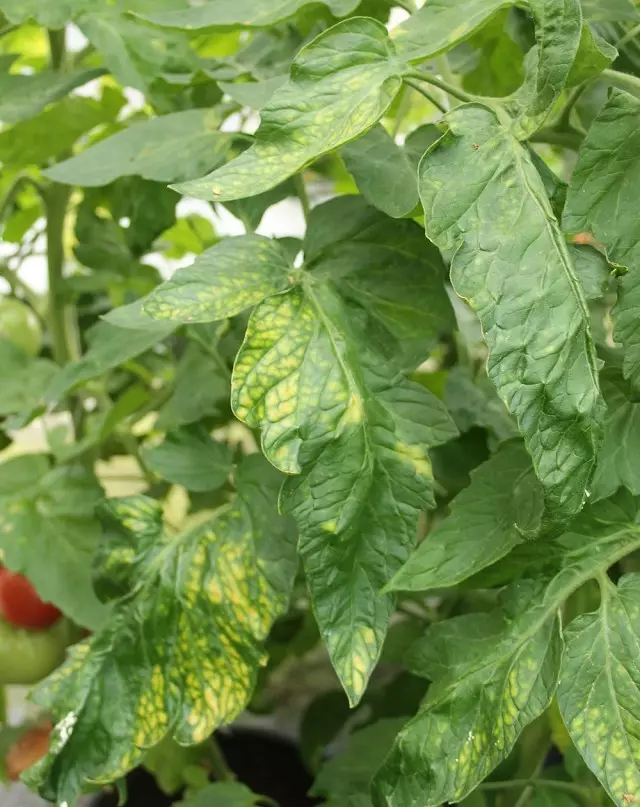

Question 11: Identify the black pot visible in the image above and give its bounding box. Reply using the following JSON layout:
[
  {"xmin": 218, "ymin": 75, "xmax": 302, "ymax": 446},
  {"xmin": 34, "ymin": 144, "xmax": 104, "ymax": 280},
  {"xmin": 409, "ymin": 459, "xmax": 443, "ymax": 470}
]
[{"xmin": 93, "ymin": 726, "xmax": 322, "ymax": 807}]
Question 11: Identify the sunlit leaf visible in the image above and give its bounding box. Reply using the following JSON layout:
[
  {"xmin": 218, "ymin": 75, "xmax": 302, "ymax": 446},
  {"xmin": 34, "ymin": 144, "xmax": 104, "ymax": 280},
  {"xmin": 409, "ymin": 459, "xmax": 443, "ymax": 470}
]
[
  {"xmin": 418, "ymin": 103, "xmax": 604, "ymax": 530},
  {"xmin": 25, "ymin": 456, "xmax": 297, "ymax": 805},
  {"xmin": 175, "ymin": 18, "xmax": 410, "ymax": 202}
]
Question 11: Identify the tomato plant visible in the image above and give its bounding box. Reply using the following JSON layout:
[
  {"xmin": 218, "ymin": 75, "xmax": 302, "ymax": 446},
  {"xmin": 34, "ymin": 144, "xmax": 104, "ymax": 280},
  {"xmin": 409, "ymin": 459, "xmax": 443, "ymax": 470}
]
[{"xmin": 1, "ymin": 1, "xmax": 640, "ymax": 806}]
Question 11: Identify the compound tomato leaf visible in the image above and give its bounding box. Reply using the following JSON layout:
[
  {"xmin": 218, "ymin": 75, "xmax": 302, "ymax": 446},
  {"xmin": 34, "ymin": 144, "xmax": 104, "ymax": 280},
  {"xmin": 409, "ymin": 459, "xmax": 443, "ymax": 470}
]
[
  {"xmin": 144, "ymin": 235, "xmax": 294, "ymax": 323},
  {"xmin": 418, "ymin": 103, "xmax": 604, "ymax": 531},
  {"xmin": 374, "ymin": 495, "xmax": 640, "ymax": 807},
  {"xmin": 388, "ymin": 442, "xmax": 542, "ymax": 593},
  {"xmin": 24, "ymin": 455, "xmax": 297, "ymax": 806},
  {"xmin": 232, "ymin": 281, "xmax": 457, "ymax": 704},
  {"xmin": 139, "ymin": 0, "xmax": 360, "ymax": 29},
  {"xmin": 563, "ymin": 90, "xmax": 640, "ymax": 386},
  {"xmin": 141, "ymin": 425, "xmax": 233, "ymax": 492},
  {"xmin": 174, "ymin": 18, "xmax": 410, "ymax": 202},
  {"xmin": 340, "ymin": 125, "xmax": 419, "ymax": 218},
  {"xmin": 0, "ymin": 455, "xmax": 107, "ymax": 631},
  {"xmin": 591, "ymin": 371, "xmax": 640, "ymax": 501},
  {"xmin": 558, "ymin": 574, "xmax": 640, "ymax": 807},
  {"xmin": 44, "ymin": 109, "xmax": 233, "ymax": 186}
]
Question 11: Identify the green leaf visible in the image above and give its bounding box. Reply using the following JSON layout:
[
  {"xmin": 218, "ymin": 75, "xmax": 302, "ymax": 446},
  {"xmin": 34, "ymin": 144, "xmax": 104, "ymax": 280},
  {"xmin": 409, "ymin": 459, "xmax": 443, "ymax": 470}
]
[
  {"xmin": 233, "ymin": 281, "xmax": 457, "ymax": 703},
  {"xmin": 567, "ymin": 23, "xmax": 617, "ymax": 87},
  {"xmin": 558, "ymin": 574, "xmax": 640, "ymax": 807},
  {"xmin": 141, "ymin": 425, "xmax": 232, "ymax": 492},
  {"xmin": 419, "ymin": 103, "xmax": 604, "ymax": 530},
  {"xmin": 174, "ymin": 18, "xmax": 409, "ymax": 202},
  {"xmin": 178, "ymin": 781, "xmax": 262, "ymax": 807},
  {"xmin": 0, "ymin": 342, "xmax": 57, "ymax": 416},
  {"xmin": 571, "ymin": 243, "xmax": 612, "ymax": 301},
  {"xmin": 79, "ymin": 12, "xmax": 195, "ymax": 93},
  {"xmin": 222, "ymin": 179, "xmax": 296, "ymax": 232},
  {"xmin": 0, "ymin": 94, "xmax": 123, "ymax": 171},
  {"xmin": 592, "ymin": 372, "xmax": 640, "ymax": 501},
  {"xmin": 218, "ymin": 75, "xmax": 286, "ymax": 108},
  {"xmin": 374, "ymin": 493, "xmax": 640, "ymax": 807},
  {"xmin": 388, "ymin": 442, "xmax": 542, "ymax": 593},
  {"xmin": 25, "ymin": 455, "xmax": 297, "ymax": 805},
  {"xmin": 0, "ymin": 66, "xmax": 105, "ymax": 125},
  {"xmin": 312, "ymin": 719, "xmax": 407, "ymax": 802},
  {"xmin": 43, "ymin": 316, "xmax": 176, "ymax": 405},
  {"xmin": 0, "ymin": 455, "xmax": 107, "ymax": 630},
  {"xmin": 340, "ymin": 125, "xmax": 420, "ymax": 218},
  {"xmin": 144, "ymin": 235, "xmax": 294, "ymax": 323},
  {"xmin": 139, "ymin": 0, "xmax": 360, "ymax": 30},
  {"xmin": 563, "ymin": 90, "xmax": 640, "ymax": 385},
  {"xmin": 581, "ymin": 0, "xmax": 639, "ymax": 23},
  {"xmin": 44, "ymin": 109, "xmax": 233, "ymax": 186},
  {"xmin": 0, "ymin": 0, "xmax": 97, "ymax": 26}
]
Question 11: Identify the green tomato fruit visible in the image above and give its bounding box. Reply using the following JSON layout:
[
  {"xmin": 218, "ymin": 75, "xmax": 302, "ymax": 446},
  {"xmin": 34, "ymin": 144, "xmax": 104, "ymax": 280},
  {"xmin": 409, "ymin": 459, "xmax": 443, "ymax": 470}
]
[
  {"xmin": 0, "ymin": 616, "xmax": 67, "ymax": 685},
  {"xmin": 0, "ymin": 297, "xmax": 43, "ymax": 357}
]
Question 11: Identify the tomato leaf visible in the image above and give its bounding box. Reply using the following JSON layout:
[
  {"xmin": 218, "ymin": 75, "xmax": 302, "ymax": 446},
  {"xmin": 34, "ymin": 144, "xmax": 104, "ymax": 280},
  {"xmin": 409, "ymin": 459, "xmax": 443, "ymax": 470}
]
[
  {"xmin": 558, "ymin": 574, "xmax": 640, "ymax": 807},
  {"xmin": 25, "ymin": 455, "xmax": 297, "ymax": 805},
  {"xmin": 178, "ymin": 781, "xmax": 263, "ymax": 807},
  {"xmin": 45, "ymin": 109, "xmax": 233, "ymax": 186},
  {"xmin": 0, "ymin": 455, "xmax": 107, "ymax": 630},
  {"xmin": 564, "ymin": 90, "xmax": 640, "ymax": 385},
  {"xmin": 374, "ymin": 492, "xmax": 640, "ymax": 807},
  {"xmin": 418, "ymin": 103, "xmax": 604, "ymax": 530},
  {"xmin": 174, "ymin": 18, "xmax": 410, "ymax": 201}
]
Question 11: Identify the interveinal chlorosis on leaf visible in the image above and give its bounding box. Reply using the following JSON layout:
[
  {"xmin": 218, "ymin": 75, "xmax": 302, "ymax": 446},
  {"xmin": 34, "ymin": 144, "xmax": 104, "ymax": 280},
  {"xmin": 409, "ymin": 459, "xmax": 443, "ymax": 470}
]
[{"xmin": 24, "ymin": 456, "xmax": 297, "ymax": 804}]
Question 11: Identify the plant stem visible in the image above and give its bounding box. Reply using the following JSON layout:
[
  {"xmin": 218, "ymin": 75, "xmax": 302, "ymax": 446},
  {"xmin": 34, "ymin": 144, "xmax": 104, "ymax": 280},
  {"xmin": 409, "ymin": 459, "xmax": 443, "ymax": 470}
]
[
  {"xmin": 294, "ymin": 172, "xmax": 310, "ymax": 221},
  {"xmin": 601, "ymin": 68, "xmax": 640, "ymax": 98},
  {"xmin": 186, "ymin": 328, "xmax": 231, "ymax": 379},
  {"xmin": 48, "ymin": 28, "xmax": 66, "ymax": 71},
  {"xmin": 404, "ymin": 79, "xmax": 447, "ymax": 113},
  {"xmin": 205, "ymin": 736, "xmax": 235, "ymax": 782},
  {"xmin": 529, "ymin": 128, "xmax": 584, "ymax": 151},
  {"xmin": 406, "ymin": 70, "xmax": 477, "ymax": 105},
  {"xmin": 615, "ymin": 23, "xmax": 640, "ymax": 49},
  {"xmin": 45, "ymin": 181, "xmax": 73, "ymax": 365}
]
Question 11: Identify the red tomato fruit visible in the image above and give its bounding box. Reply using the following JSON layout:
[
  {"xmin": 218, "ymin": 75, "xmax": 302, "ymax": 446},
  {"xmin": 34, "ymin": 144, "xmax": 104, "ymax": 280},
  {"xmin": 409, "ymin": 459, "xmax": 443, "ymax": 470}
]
[{"xmin": 0, "ymin": 568, "xmax": 62, "ymax": 630}]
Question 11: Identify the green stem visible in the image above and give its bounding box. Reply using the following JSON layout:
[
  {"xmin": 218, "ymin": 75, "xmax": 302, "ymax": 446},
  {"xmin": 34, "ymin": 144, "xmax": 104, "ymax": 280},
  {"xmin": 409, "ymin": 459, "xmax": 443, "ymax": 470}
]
[
  {"xmin": 601, "ymin": 68, "xmax": 640, "ymax": 98},
  {"xmin": 615, "ymin": 22, "xmax": 640, "ymax": 49},
  {"xmin": 294, "ymin": 172, "xmax": 310, "ymax": 222},
  {"xmin": 479, "ymin": 779, "xmax": 595, "ymax": 806},
  {"xmin": 528, "ymin": 128, "xmax": 584, "ymax": 151},
  {"xmin": 186, "ymin": 328, "xmax": 231, "ymax": 379},
  {"xmin": 0, "ymin": 266, "xmax": 42, "ymax": 313},
  {"xmin": 48, "ymin": 28, "xmax": 66, "ymax": 71},
  {"xmin": 205, "ymin": 736, "xmax": 235, "ymax": 782},
  {"xmin": 45, "ymin": 181, "xmax": 74, "ymax": 365},
  {"xmin": 404, "ymin": 79, "xmax": 447, "ymax": 113},
  {"xmin": 557, "ymin": 84, "xmax": 587, "ymax": 131},
  {"xmin": 0, "ymin": 174, "xmax": 46, "ymax": 222},
  {"xmin": 406, "ymin": 69, "xmax": 477, "ymax": 105}
]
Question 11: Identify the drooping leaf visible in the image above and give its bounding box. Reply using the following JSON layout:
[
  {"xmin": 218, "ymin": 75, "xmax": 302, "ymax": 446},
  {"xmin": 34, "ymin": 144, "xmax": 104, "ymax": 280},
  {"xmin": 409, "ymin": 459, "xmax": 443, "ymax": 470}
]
[
  {"xmin": 79, "ymin": 11, "xmax": 195, "ymax": 93},
  {"xmin": 0, "ymin": 66, "xmax": 105, "ymax": 125},
  {"xmin": 174, "ymin": 18, "xmax": 410, "ymax": 202},
  {"xmin": 178, "ymin": 781, "xmax": 263, "ymax": 807},
  {"xmin": 0, "ymin": 455, "xmax": 107, "ymax": 630},
  {"xmin": 43, "ymin": 317, "xmax": 176, "ymax": 406},
  {"xmin": 592, "ymin": 372, "xmax": 640, "ymax": 501},
  {"xmin": 563, "ymin": 90, "xmax": 640, "ymax": 385},
  {"xmin": 340, "ymin": 126, "xmax": 419, "ymax": 218},
  {"xmin": 141, "ymin": 425, "xmax": 233, "ymax": 492},
  {"xmin": 25, "ymin": 456, "xmax": 297, "ymax": 806},
  {"xmin": 419, "ymin": 103, "xmax": 604, "ymax": 530},
  {"xmin": 558, "ymin": 574, "xmax": 640, "ymax": 807},
  {"xmin": 144, "ymin": 235, "xmax": 294, "ymax": 323},
  {"xmin": 139, "ymin": 0, "xmax": 360, "ymax": 30},
  {"xmin": 374, "ymin": 492, "xmax": 640, "ymax": 807},
  {"xmin": 388, "ymin": 442, "xmax": 542, "ymax": 593},
  {"xmin": 44, "ymin": 109, "xmax": 233, "ymax": 186}
]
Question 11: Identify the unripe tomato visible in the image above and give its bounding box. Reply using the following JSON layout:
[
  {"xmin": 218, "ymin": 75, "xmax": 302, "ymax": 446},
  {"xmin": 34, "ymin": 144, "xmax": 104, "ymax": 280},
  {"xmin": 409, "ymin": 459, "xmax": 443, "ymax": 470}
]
[
  {"xmin": 0, "ymin": 297, "xmax": 43, "ymax": 356},
  {"xmin": 0, "ymin": 569, "xmax": 62, "ymax": 630},
  {"xmin": 0, "ymin": 617, "xmax": 67, "ymax": 685}
]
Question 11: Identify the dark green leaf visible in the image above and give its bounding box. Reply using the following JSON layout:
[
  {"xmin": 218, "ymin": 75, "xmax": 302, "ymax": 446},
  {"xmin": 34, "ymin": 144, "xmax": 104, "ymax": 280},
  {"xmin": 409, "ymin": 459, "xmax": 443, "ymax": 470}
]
[
  {"xmin": 571, "ymin": 243, "xmax": 612, "ymax": 301},
  {"xmin": 218, "ymin": 75, "xmax": 287, "ymax": 108},
  {"xmin": 222, "ymin": 179, "xmax": 296, "ymax": 232},
  {"xmin": 175, "ymin": 18, "xmax": 409, "ymax": 201},
  {"xmin": 388, "ymin": 442, "xmax": 542, "ymax": 592},
  {"xmin": 0, "ymin": 66, "xmax": 105, "ymax": 125},
  {"xmin": 25, "ymin": 456, "xmax": 297, "ymax": 805},
  {"xmin": 567, "ymin": 23, "xmax": 618, "ymax": 86},
  {"xmin": 45, "ymin": 109, "xmax": 233, "ymax": 186},
  {"xmin": 0, "ymin": 0, "xmax": 96, "ymax": 26},
  {"xmin": 144, "ymin": 235, "xmax": 294, "ymax": 323},
  {"xmin": 178, "ymin": 781, "xmax": 262, "ymax": 807},
  {"xmin": 581, "ymin": 0, "xmax": 639, "ymax": 23},
  {"xmin": 141, "ymin": 425, "xmax": 232, "ymax": 492},
  {"xmin": 341, "ymin": 126, "xmax": 419, "ymax": 218},
  {"xmin": 139, "ymin": 0, "xmax": 360, "ymax": 30},
  {"xmin": 564, "ymin": 90, "xmax": 640, "ymax": 385},
  {"xmin": 0, "ymin": 455, "xmax": 107, "ymax": 630},
  {"xmin": 375, "ymin": 493, "xmax": 640, "ymax": 806},
  {"xmin": 419, "ymin": 103, "xmax": 604, "ymax": 530},
  {"xmin": 0, "ymin": 342, "xmax": 57, "ymax": 415},
  {"xmin": 558, "ymin": 574, "xmax": 640, "ymax": 807}
]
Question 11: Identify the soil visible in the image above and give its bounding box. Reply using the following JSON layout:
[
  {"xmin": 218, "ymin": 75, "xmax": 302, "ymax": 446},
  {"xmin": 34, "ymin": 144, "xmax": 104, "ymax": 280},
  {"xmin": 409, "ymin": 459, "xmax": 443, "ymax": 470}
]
[{"xmin": 93, "ymin": 726, "xmax": 323, "ymax": 807}]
